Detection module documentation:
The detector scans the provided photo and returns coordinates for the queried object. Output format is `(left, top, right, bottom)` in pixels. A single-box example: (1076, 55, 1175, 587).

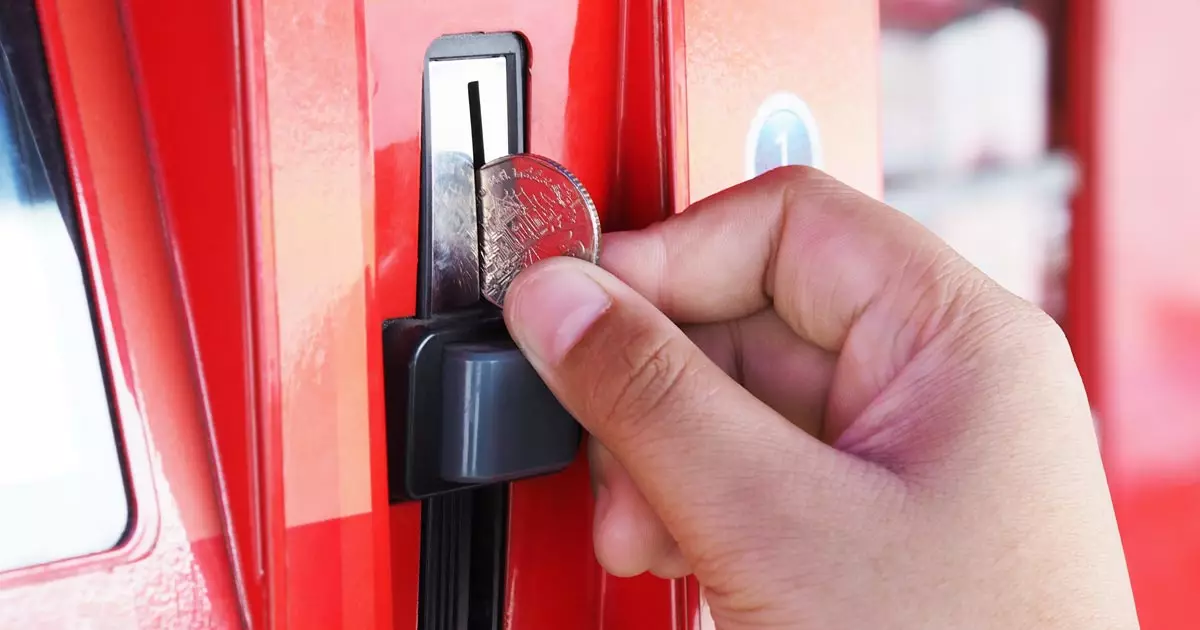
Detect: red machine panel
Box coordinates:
(2, 0, 880, 628)
(684, 0, 881, 201)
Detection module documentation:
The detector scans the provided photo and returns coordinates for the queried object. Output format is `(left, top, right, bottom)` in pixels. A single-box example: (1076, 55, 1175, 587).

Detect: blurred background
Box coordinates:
(882, 0, 1070, 319)
(877, 1, 1200, 627)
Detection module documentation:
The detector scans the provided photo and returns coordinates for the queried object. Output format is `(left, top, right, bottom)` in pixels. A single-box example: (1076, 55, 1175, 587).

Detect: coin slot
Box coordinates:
(398, 33, 535, 630)
(394, 32, 588, 505)
(467, 81, 487, 171)
(396, 32, 538, 504)
(394, 33, 588, 504)
(388, 34, 587, 629)
(420, 35, 525, 317)
(468, 80, 488, 294)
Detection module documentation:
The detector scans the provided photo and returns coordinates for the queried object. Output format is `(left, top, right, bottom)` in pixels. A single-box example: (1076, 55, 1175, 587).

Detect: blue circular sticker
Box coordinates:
(745, 93, 822, 179)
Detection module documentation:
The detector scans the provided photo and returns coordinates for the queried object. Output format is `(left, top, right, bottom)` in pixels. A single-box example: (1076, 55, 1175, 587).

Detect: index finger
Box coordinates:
(599, 166, 970, 352)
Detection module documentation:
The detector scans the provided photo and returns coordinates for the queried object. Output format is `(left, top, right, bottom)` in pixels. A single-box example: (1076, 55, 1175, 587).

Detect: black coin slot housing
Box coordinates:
(381, 31, 583, 630)
(384, 30, 581, 504)
(383, 309, 580, 501)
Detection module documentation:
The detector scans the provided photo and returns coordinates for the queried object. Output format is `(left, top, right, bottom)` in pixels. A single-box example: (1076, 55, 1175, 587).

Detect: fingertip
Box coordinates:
(503, 258, 613, 366)
(590, 441, 678, 578)
(593, 496, 674, 578)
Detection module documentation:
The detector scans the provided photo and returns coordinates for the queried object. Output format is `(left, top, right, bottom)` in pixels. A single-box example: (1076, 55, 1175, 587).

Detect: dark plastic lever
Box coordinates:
(441, 339, 579, 484)
(383, 309, 582, 503)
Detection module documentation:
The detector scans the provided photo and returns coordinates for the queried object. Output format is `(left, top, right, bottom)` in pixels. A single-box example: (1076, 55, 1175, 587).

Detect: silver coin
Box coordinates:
(478, 154, 601, 307)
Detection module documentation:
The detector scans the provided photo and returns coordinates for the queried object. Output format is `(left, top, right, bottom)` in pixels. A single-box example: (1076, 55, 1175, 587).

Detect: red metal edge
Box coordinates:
(664, 0, 690, 214)
(114, 1, 259, 625)
(236, 0, 290, 625)
(1064, 0, 1103, 424)
(685, 576, 700, 629)
(358, 0, 399, 625)
(666, 0, 695, 616)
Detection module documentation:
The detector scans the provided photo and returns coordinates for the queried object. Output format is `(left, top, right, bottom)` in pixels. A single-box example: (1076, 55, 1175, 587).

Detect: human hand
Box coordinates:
(503, 167, 1138, 629)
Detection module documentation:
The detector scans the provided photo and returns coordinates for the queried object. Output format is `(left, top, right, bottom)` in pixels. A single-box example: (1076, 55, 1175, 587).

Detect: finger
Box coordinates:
(649, 542, 691, 580)
(685, 309, 835, 437)
(590, 440, 678, 578)
(599, 166, 969, 352)
(588, 312, 832, 578)
(503, 257, 868, 557)
(601, 166, 1000, 438)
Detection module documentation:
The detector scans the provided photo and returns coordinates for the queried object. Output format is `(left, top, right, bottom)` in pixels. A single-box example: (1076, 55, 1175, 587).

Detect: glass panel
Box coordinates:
(0, 38, 129, 573)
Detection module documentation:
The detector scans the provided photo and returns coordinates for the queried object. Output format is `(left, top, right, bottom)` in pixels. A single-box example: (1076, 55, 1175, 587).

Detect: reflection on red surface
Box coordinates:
(506, 457, 602, 628)
(251, 0, 394, 626)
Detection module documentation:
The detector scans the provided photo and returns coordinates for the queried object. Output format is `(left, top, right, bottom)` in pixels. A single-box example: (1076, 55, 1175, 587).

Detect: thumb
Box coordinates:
(503, 257, 873, 582)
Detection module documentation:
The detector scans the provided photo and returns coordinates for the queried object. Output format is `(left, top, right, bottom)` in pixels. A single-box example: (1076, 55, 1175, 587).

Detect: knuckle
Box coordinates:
(776, 166, 848, 212)
(993, 301, 1071, 358)
(770, 163, 827, 186)
(888, 250, 991, 355)
(776, 164, 864, 205)
(950, 284, 1072, 370)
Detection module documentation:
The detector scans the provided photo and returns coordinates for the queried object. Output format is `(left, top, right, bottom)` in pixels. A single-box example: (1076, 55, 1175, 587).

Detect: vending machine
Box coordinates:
(0, 1, 882, 628)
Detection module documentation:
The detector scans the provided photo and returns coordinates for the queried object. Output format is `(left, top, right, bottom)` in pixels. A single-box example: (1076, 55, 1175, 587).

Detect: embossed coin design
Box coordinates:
(478, 154, 600, 307)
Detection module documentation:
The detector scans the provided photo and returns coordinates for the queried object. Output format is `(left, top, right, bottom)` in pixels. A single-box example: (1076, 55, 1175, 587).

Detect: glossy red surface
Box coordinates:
(123, 0, 394, 627)
(118, 0, 260, 625)
(246, 0, 393, 627)
(610, 0, 690, 226)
